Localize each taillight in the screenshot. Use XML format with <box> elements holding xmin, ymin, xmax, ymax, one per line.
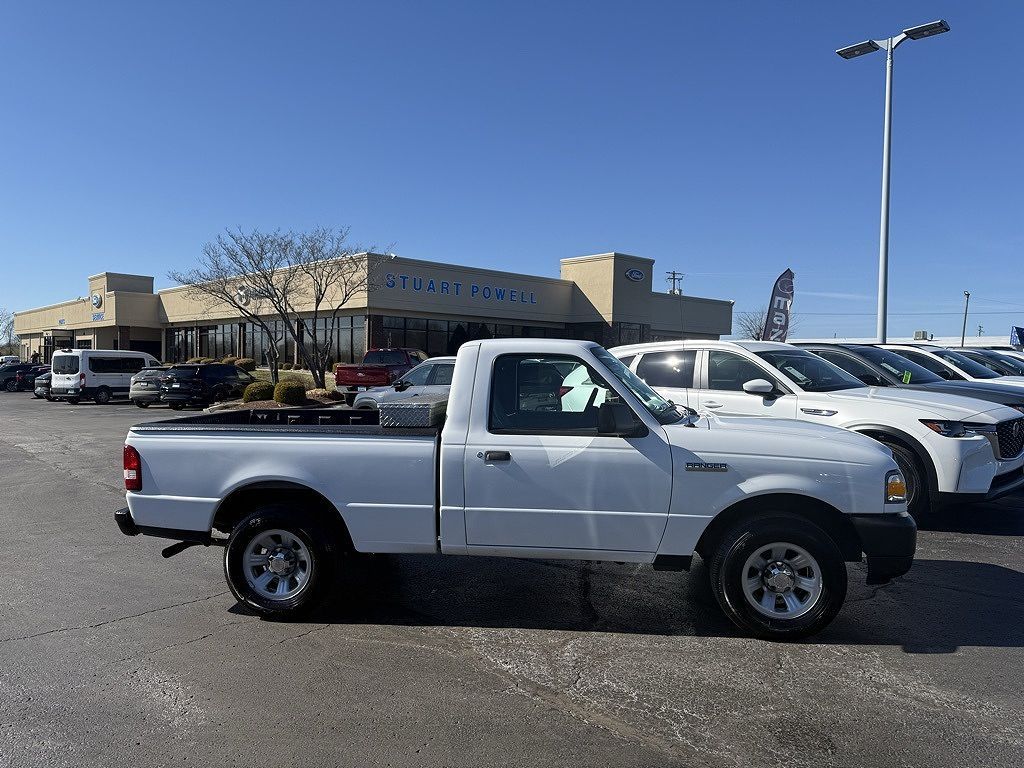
<box><xmin>79</xmin><ymin>372</ymin><xmax>86</xmax><ymax>387</ymax></box>
<box><xmin>123</xmin><ymin>445</ymin><xmax>142</xmax><ymax>491</ymax></box>
<box><xmin>558</xmin><ymin>385</ymin><xmax>573</xmax><ymax>398</ymax></box>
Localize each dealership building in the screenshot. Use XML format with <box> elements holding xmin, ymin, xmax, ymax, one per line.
<box><xmin>13</xmin><ymin>252</ymin><xmax>733</xmax><ymax>364</ymax></box>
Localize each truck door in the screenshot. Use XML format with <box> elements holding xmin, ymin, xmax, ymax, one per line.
<box><xmin>462</xmin><ymin>353</ymin><xmax>673</xmax><ymax>553</ymax></box>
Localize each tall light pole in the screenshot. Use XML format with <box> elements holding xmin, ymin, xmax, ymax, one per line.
<box><xmin>837</xmin><ymin>19</ymin><xmax>950</xmax><ymax>343</ymax></box>
<box><xmin>961</xmin><ymin>290</ymin><xmax>971</xmax><ymax>347</ymax></box>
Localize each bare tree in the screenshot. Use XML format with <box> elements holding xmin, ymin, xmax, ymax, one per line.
<box><xmin>734</xmin><ymin>305</ymin><xmax>801</xmax><ymax>340</ymax></box>
<box><xmin>169</xmin><ymin>227</ymin><xmax>380</xmax><ymax>387</ymax></box>
<box><xmin>0</xmin><ymin>308</ymin><xmax>18</xmax><ymax>356</ymax></box>
<box><xmin>286</xmin><ymin>228</ymin><xmax>383</xmax><ymax>388</ymax></box>
<box><xmin>168</xmin><ymin>229</ymin><xmax>297</xmax><ymax>383</ymax></box>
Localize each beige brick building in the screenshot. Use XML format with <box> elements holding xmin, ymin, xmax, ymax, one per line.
<box><xmin>14</xmin><ymin>252</ymin><xmax>733</xmax><ymax>364</ymax></box>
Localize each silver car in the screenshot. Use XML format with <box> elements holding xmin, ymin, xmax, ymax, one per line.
<box><xmin>352</xmin><ymin>357</ymin><xmax>455</xmax><ymax>409</ymax></box>
<box><xmin>129</xmin><ymin>366</ymin><xmax>169</xmax><ymax>408</ymax></box>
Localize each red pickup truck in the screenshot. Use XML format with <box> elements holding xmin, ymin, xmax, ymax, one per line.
<box><xmin>335</xmin><ymin>348</ymin><xmax>428</xmax><ymax>404</ymax></box>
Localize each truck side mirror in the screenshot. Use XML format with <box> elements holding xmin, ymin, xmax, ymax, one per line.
<box><xmin>393</xmin><ymin>380</ymin><xmax>409</xmax><ymax>391</ymax></box>
<box><xmin>598</xmin><ymin>401</ymin><xmax>647</xmax><ymax>437</ymax></box>
<box><xmin>742</xmin><ymin>378</ymin><xmax>775</xmax><ymax>397</ymax></box>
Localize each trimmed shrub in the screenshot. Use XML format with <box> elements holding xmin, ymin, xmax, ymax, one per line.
<box><xmin>274</xmin><ymin>380</ymin><xmax>306</xmax><ymax>406</ymax></box>
<box><xmin>242</xmin><ymin>381</ymin><xmax>275</xmax><ymax>403</ymax></box>
<box><xmin>221</xmin><ymin>356</ymin><xmax>238</xmax><ymax>366</ymax></box>
<box><xmin>235</xmin><ymin>357</ymin><xmax>256</xmax><ymax>372</ymax></box>
<box><xmin>280</xmin><ymin>362</ymin><xmax>293</xmax><ymax>370</ymax></box>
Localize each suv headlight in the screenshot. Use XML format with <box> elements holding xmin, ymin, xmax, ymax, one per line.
<box><xmin>920</xmin><ymin>420</ymin><xmax>996</xmax><ymax>438</ymax></box>
<box><xmin>885</xmin><ymin>470</ymin><xmax>907</xmax><ymax>504</ymax></box>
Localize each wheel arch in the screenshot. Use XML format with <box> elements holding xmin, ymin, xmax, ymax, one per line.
<box><xmin>848</xmin><ymin>424</ymin><xmax>937</xmax><ymax>497</ymax></box>
<box><xmin>695</xmin><ymin>493</ymin><xmax>862</xmax><ymax>563</ymax></box>
<box><xmin>211</xmin><ymin>480</ymin><xmax>353</xmax><ymax>550</ymax></box>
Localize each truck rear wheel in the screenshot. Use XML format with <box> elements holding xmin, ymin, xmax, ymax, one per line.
<box><xmin>708</xmin><ymin>513</ymin><xmax>847</xmax><ymax>640</ymax></box>
<box><xmin>224</xmin><ymin>505</ymin><xmax>339</xmax><ymax>618</ymax></box>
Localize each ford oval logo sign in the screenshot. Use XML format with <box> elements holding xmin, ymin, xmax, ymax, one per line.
<box><xmin>624</xmin><ymin>268</ymin><xmax>645</xmax><ymax>282</ymax></box>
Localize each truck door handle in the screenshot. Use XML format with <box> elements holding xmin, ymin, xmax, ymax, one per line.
<box><xmin>483</xmin><ymin>450</ymin><xmax>511</xmax><ymax>461</ymax></box>
<box><xmin>703</xmin><ymin>401</ymin><xmax>724</xmax><ymax>409</ymax></box>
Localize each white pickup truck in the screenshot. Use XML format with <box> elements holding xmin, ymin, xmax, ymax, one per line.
<box><xmin>116</xmin><ymin>339</ymin><xmax>916</xmax><ymax>640</ymax></box>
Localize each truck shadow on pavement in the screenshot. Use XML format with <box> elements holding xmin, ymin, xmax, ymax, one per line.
<box><xmin>286</xmin><ymin>553</ymin><xmax>1024</xmax><ymax>654</ymax></box>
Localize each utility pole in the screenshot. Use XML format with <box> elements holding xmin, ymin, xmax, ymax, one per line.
<box><xmin>666</xmin><ymin>271</ymin><xmax>685</xmax><ymax>295</ymax></box>
<box><xmin>960</xmin><ymin>290</ymin><xmax>971</xmax><ymax>347</ymax></box>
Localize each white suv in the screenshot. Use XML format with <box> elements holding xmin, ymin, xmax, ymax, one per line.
<box><xmin>611</xmin><ymin>340</ymin><xmax>1024</xmax><ymax>516</ymax></box>
<box><xmin>879</xmin><ymin>344</ymin><xmax>1024</xmax><ymax>389</ymax></box>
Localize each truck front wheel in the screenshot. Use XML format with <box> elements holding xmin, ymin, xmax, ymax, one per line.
<box><xmin>224</xmin><ymin>505</ymin><xmax>338</xmax><ymax>618</ymax></box>
<box><xmin>708</xmin><ymin>513</ymin><xmax>847</xmax><ymax>640</ymax></box>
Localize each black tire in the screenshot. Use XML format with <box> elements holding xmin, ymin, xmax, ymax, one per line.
<box><xmin>33</xmin><ymin>392</ymin><xmax>42</xmax><ymax>399</ymax></box>
<box><xmin>881</xmin><ymin>441</ymin><xmax>929</xmax><ymax>518</ymax></box>
<box><xmin>45</xmin><ymin>395</ymin><xmax>54</xmax><ymax>402</ymax></box>
<box><xmin>94</xmin><ymin>387</ymin><xmax>112</xmax><ymax>405</ymax></box>
<box><xmin>224</xmin><ymin>505</ymin><xmax>340</xmax><ymax>618</ymax></box>
<box><xmin>4</xmin><ymin>380</ymin><xmax>16</xmax><ymax>393</ymax></box>
<box><xmin>67</xmin><ymin>397</ymin><xmax>80</xmax><ymax>404</ymax></box>
<box><xmin>134</xmin><ymin>400</ymin><xmax>150</xmax><ymax>408</ymax></box>
<box><xmin>708</xmin><ymin>512</ymin><xmax>847</xmax><ymax>641</ymax></box>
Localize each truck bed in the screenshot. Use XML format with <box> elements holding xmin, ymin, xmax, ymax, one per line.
<box><xmin>126</xmin><ymin>406</ymin><xmax>441</xmax><ymax>552</ymax></box>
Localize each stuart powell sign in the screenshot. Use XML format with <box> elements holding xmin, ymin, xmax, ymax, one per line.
<box><xmin>760</xmin><ymin>269</ymin><xmax>795</xmax><ymax>342</ymax></box>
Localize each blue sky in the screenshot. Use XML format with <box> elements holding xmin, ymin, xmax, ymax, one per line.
<box><xmin>1</xmin><ymin>1</ymin><xmax>1021</xmax><ymax>339</ymax></box>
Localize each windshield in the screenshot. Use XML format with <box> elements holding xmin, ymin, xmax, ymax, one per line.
<box><xmin>931</xmin><ymin>349</ymin><xmax>1001</xmax><ymax>379</ymax></box>
<box><xmin>51</xmin><ymin>355</ymin><xmax>79</xmax><ymax>374</ymax></box>
<box><xmin>852</xmin><ymin>346</ymin><xmax>943</xmax><ymax>384</ymax></box>
<box><xmin>965</xmin><ymin>350</ymin><xmax>1024</xmax><ymax>376</ymax></box>
<box><xmin>591</xmin><ymin>347</ymin><xmax>684</xmax><ymax>424</ymax></box>
<box><xmin>755</xmin><ymin>349</ymin><xmax>864</xmax><ymax>392</ymax></box>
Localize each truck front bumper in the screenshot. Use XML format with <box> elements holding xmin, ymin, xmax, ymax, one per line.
<box><xmin>849</xmin><ymin>512</ymin><xmax>917</xmax><ymax>585</ymax></box>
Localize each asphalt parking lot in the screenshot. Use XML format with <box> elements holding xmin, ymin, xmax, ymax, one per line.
<box><xmin>1</xmin><ymin>394</ymin><xmax>1023</xmax><ymax>768</ymax></box>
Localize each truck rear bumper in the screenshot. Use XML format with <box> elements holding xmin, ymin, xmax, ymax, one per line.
<box><xmin>115</xmin><ymin>506</ymin><xmax>212</xmax><ymax>543</ymax></box>
<box><xmin>849</xmin><ymin>512</ymin><xmax>917</xmax><ymax>585</ymax></box>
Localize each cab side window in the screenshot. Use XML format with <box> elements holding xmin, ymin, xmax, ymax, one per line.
<box><xmin>489</xmin><ymin>354</ymin><xmax>614</xmax><ymax>433</ymax></box>
<box><xmin>636</xmin><ymin>351</ymin><xmax>696</xmax><ymax>388</ymax></box>
<box><xmin>706</xmin><ymin>351</ymin><xmax>774</xmax><ymax>391</ymax></box>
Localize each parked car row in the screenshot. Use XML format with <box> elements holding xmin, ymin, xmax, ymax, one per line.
<box><xmin>3</xmin><ymin>349</ymin><xmax>255</xmax><ymax>409</ymax></box>
<box><xmin>348</xmin><ymin>340</ymin><xmax>1024</xmax><ymax>520</ymax></box>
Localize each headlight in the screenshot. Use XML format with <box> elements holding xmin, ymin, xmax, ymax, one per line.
<box><xmin>885</xmin><ymin>470</ymin><xmax>907</xmax><ymax>504</ymax></box>
<box><xmin>920</xmin><ymin>420</ymin><xmax>967</xmax><ymax>437</ymax></box>
<box><xmin>921</xmin><ymin>420</ymin><xmax>996</xmax><ymax>437</ymax></box>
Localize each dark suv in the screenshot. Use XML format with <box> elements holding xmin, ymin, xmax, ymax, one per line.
<box><xmin>1</xmin><ymin>363</ymin><xmax>39</xmax><ymax>393</ymax></box>
<box><xmin>159</xmin><ymin>364</ymin><xmax>256</xmax><ymax>410</ymax></box>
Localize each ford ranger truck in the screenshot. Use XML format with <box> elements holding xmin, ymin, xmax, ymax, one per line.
<box><xmin>115</xmin><ymin>339</ymin><xmax>915</xmax><ymax>640</ymax></box>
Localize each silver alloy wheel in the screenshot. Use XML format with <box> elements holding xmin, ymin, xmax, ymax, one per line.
<box><xmin>243</xmin><ymin>529</ymin><xmax>313</xmax><ymax>601</ymax></box>
<box><xmin>741</xmin><ymin>542</ymin><xmax>823</xmax><ymax>620</ymax></box>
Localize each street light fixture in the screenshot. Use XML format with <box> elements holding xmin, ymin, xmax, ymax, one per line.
<box><xmin>836</xmin><ymin>19</ymin><xmax>950</xmax><ymax>343</ymax></box>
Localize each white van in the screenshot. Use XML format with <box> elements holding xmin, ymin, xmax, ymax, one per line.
<box><xmin>0</xmin><ymin>355</ymin><xmax>20</xmax><ymax>365</ymax></box>
<box><xmin>50</xmin><ymin>349</ymin><xmax>160</xmax><ymax>404</ymax></box>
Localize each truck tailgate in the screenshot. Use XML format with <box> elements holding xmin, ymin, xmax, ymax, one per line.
<box><xmin>335</xmin><ymin>365</ymin><xmax>392</xmax><ymax>387</ymax></box>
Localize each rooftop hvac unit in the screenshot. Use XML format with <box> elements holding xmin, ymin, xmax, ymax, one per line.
<box><xmin>913</xmin><ymin>330</ymin><xmax>931</xmax><ymax>340</ymax></box>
